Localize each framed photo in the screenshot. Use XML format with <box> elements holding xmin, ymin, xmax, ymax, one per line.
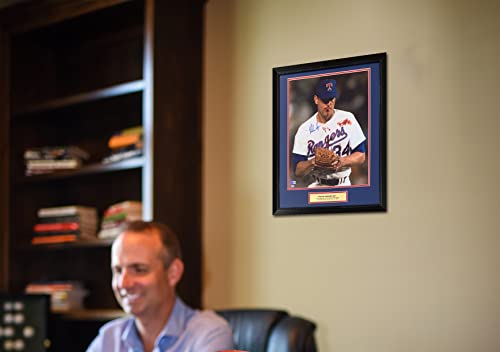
<box><xmin>273</xmin><ymin>53</ymin><xmax>387</xmax><ymax>215</ymax></box>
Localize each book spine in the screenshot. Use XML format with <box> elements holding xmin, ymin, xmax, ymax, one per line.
<box><xmin>38</xmin><ymin>206</ymin><xmax>96</xmax><ymax>218</ymax></box>
<box><xmin>38</xmin><ymin>215</ymin><xmax>81</xmax><ymax>224</ymax></box>
<box><xmin>24</xmin><ymin>146</ymin><xmax>90</xmax><ymax>160</ymax></box>
<box><xmin>31</xmin><ymin>234</ymin><xmax>77</xmax><ymax>245</ymax></box>
<box><xmin>104</xmin><ymin>203</ymin><xmax>142</xmax><ymax>216</ymax></box>
<box><xmin>102</xmin><ymin>212</ymin><xmax>128</xmax><ymax>222</ymax></box>
<box><xmin>34</xmin><ymin>222</ymin><xmax>80</xmax><ymax>232</ymax></box>
<box><xmin>33</xmin><ymin>230</ymin><xmax>81</xmax><ymax>236</ymax></box>
<box><xmin>98</xmin><ymin>226</ymin><xmax>125</xmax><ymax>239</ymax></box>
<box><xmin>26</xmin><ymin>284</ymin><xmax>75</xmax><ymax>292</ymax></box>
<box><xmin>108</xmin><ymin>134</ymin><xmax>141</xmax><ymax>149</ymax></box>
<box><xmin>102</xmin><ymin>149</ymin><xmax>142</xmax><ymax>164</ymax></box>
<box><xmin>117</xmin><ymin>126</ymin><xmax>143</xmax><ymax>135</ymax></box>
<box><xmin>38</xmin><ymin>207</ymin><xmax>78</xmax><ymax>217</ymax></box>
<box><xmin>26</xmin><ymin>159</ymin><xmax>81</xmax><ymax>170</ymax></box>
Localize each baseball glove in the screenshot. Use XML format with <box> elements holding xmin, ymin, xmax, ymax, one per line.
<box><xmin>309</xmin><ymin>147</ymin><xmax>340</xmax><ymax>178</ymax></box>
<box><xmin>314</xmin><ymin>147</ymin><xmax>339</xmax><ymax>168</ymax></box>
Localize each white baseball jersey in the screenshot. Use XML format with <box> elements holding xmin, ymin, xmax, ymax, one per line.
<box><xmin>292</xmin><ymin>109</ymin><xmax>366</xmax><ymax>187</ymax></box>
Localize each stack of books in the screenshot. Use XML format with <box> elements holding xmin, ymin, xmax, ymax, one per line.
<box><xmin>24</xmin><ymin>145</ymin><xmax>90</xmax><ymax>176</ymax></box>
<box><xmin>98</xmin><ymin>201</ymin><xmax>143</xmax><ymax>239</ymax></box>
<box><xmin>102</xmin><ymin>126</ymin><xmax>143</xmax><ymax>164</ymax></box>
<box><xmin>25</xmin><ymin>281</ymin><xmax>88</xmax><ymax>312</ymax></box>
<box><xmin>32</xmin><ymin>205</ymin><xmax>98</xmax><ymax>245</ymax></box>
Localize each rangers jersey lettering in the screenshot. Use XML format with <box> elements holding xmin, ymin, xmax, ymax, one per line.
<box><xmin>292</xmin><ymin>109</ymin><xmax>366</xmax><ymax>186</ymax></box>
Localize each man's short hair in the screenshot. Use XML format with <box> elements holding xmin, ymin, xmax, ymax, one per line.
<box><xmin>122</xmin><ymin>220</ymin><xmax>183</xmax><ymax>266</ymax></box>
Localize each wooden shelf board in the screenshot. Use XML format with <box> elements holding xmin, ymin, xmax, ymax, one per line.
<box><xmin>57</xmin><ymin>308</ymin><xmax>126</xmax><ymax>321</ymax></box>
<box><xmin>13</xmin><ymin>80</ymin><xmax>145</xmax><ymax>116</ymax></box>
<box><xmin>15</xmin><ymin>156</ymin><xmax>144</xmax><ymax>185</ymax></box>
<box><xmin>17</xmin><ymin>238</ymin><xmax>114</xmax><ymax>251</ymax></box>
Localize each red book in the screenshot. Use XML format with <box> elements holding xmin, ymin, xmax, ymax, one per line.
<box><xmin>33</xmin><ymin>222</ymin><xmax>80</xmax><ymax>233</ymax></box>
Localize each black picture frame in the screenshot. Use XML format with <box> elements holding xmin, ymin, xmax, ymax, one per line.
<box><xmin>273</xmin><ymin>53</ymin><xmax>387</xmax><ymax>215</ymax></box>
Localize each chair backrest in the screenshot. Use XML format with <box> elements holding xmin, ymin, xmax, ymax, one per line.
<box><xmin>267</xmin><ymin>316</ymin><xmax>317</xmax><ymax>352</ymax></box>
<box><xmin>216</xmin><ymin>309</ymin><xmax>317</xmax><ymax>352</ymax></box>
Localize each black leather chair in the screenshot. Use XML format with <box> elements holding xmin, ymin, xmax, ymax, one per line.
<box><xmin>216</xmin><ymin>309</ymin><xmax>317</xmax><ymax>352</ymax></box>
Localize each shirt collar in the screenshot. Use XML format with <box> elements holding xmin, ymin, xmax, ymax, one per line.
<box><xmin>159</xmin><ymin>296</ymin><xmax>196</xmax><ymax>333</ymax></box>
<box><xmin>121</xmin><ymin>296</ymin><xmax>195</xmax><ymax>351</ymax></box>
<box><xmin>121</xmin><ymin>319</ymin><xmax>142</xmax><ymax>351</ymax></box>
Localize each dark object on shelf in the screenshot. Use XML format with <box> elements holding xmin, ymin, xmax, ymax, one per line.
<box><xmin>102</xmin><ymin>148</ymin><xmax>142</xmax><ymax>164</ymax></box>
<box><xmin>24</xmin><ymin>145</ymin><xmax>91</xmax><ymax>176</ymax></box>
<box><xmin>25</xmin><ymin>281</ymin><xmax>88</xmax><ymax>312</ymax></box>
<box><xmin>217</xmin><ymin>309</ymin><xmax>318</xmax><ymax>352</ymax></box>
<box><xmin>0</xmin><ymin>293</ymin><xmax>51</xmax><ymax>352</ymax></box>
<box><xmin>24</xmin><ymin>145</ymin><xmax>90</xmax><ymax>161</ymax></box>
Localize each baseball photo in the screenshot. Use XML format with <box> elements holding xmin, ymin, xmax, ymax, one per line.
<box><xmin>288</xmin><ymin>70</ymin><xmax>370</xmax><ymax>189</ymax></box>
<box><xmin>273</xmin><ymin>53</ymin><xmax>386</xmax><ymax>215</ymax></box>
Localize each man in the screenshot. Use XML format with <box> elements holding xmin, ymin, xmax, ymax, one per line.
<box><xmin>292</xmin><ymin>78</ymin><xmax>366</xmax><ymax>187</ymax></box>
<box><xmin>86</xmin><ymin>221</ymin><xmax>233</xmax><ymax>352</ymax></box>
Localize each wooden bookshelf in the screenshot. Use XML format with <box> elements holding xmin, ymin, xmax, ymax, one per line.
<box><xmin>0</xmin><ymin>0</ymin><xmax>203</xmax><ymax>349</ymax></box>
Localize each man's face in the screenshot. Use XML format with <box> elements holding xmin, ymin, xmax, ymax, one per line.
<box><xmin>314</xmin><ymin>96</ymin><xmax>336</xmax><ymax>121</ymax></box>
<box><xmin>111</xmin><ymin>230</ymin><xmax>176</xmax><ymax>319</ymax></box>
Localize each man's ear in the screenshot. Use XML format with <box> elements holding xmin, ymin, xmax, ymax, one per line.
<box><xmin>167</xmin><ymin>258</ymin><xmax>184</xmax><ymax>286</ymax></box>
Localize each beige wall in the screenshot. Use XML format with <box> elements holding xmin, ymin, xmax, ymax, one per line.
<box><xmin>203</xmin><ymin>0</ymin><xmax>500</xmax><ymax>351</ymax></box>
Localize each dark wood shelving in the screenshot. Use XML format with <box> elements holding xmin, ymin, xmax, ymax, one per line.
<box><xmin>13</xmin><ymin>80</ymin><xmax>145</xmax><ymax>117</ymax></box>
<box><xmin>57</xmin><ymin>308</ymin><xmax>125</xmax><ymax>321</ymax></box>
<box><xmin>17</xmin><ymin>238</ymin><xmax>114</xmax><ymax>251</ymax></box>
<box><xmin>14</xmin><ymin>156</ymin><xmax>144</xmax><ymax>185</ymax></box>
<box><xmin>1</xmin><ymin>1</ymin><xmax>203</xmax><ymax>349</ymax></box>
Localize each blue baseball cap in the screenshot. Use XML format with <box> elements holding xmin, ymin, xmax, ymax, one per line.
<box><xmin>315</xmin><ymin>79</ymin><xmax>337</xmax><ymax>102</ymax></box>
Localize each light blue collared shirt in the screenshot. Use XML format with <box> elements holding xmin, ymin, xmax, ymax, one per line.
<box><xmin>86</xmin><ymin>297</ymin><xmax>233</xmax><ymax>352</ymax></box>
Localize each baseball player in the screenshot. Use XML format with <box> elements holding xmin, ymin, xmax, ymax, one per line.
<box><xmin>292</xmin><ymin>78</ymin><xmax>366</xmax><ymax>187</ymax></box>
